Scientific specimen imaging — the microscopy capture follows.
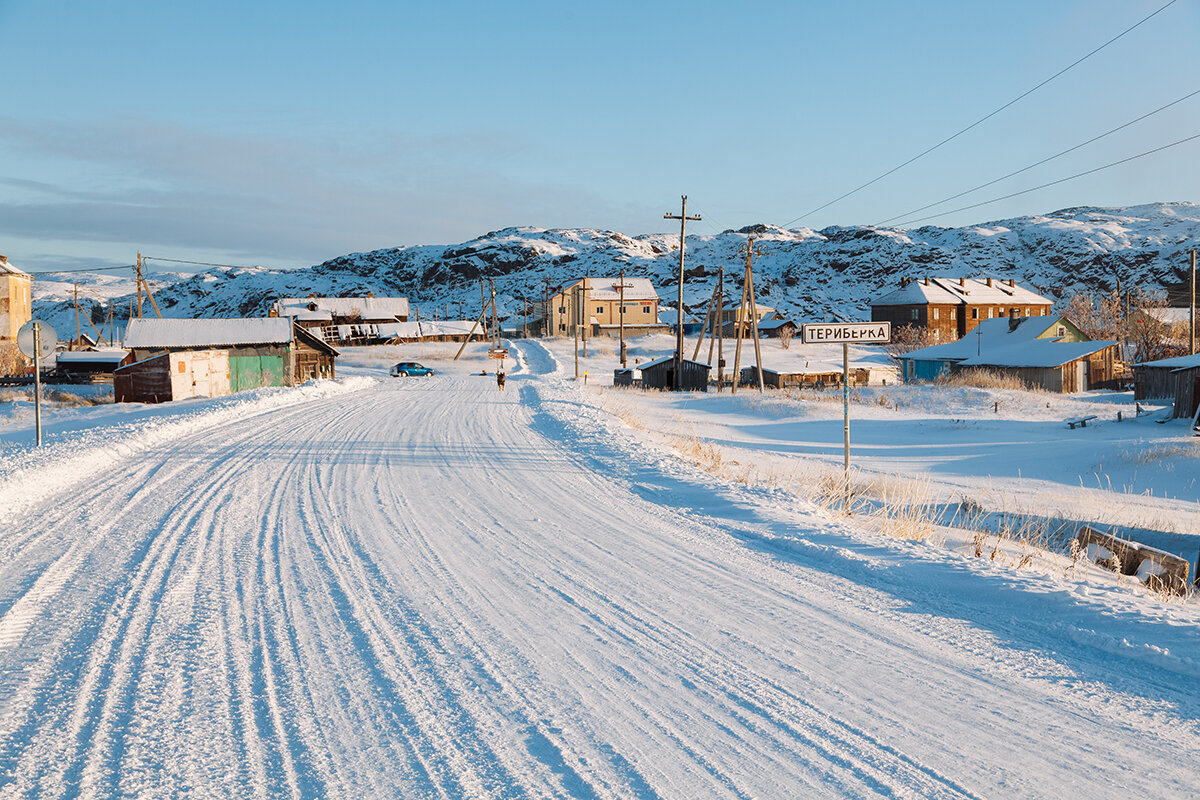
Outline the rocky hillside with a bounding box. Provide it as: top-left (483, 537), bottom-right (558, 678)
top-left (34, 202), bottom-right (1200, 336)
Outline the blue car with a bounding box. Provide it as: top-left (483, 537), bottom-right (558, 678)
top-left (389, 361), bottom-right (435, 377)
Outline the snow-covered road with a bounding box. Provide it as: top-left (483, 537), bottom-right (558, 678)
top-left (1, 343), bottom-right (1197, 799)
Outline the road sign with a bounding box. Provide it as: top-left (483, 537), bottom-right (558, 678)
top-left (801, 322), bottom-right (890, 344)
top-left (488, 348), bottom-right (509, 360)
top-left (17, 320), bottom-right (57, 359)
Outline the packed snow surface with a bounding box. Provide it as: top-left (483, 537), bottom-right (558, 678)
top-left (0, 341), bottom-right (1198, 798)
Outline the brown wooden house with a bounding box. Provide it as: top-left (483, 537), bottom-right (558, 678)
top-left (872, 277), bottom-right (1053, 342)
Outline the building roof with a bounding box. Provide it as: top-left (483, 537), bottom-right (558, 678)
top-left (56, 349), bottom-right (129, 364)
top-left (124, 317), bottom-right (294, 348)
top-left (758, 318), bottom-right (796, 330)
top-left (903, 316), bottom-right (1115, 369)
top-left (275, 296), bottom-right (410, 320)
top-left (638, 355), bottom-right (711, 370)
top-left (0, 255), bottom-right (31, 278)
top-left (1139, 307), bottom-right (1194, 325)
top-left (1136, 353), bottom-right (1200, 370)
top-left (873, 277), bottom-right (1052, 307)
top-left (587, 278), bottom-right (659, 302)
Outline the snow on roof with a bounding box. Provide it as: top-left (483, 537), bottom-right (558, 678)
top-left (275, 296), bottom-right (410, 320)
top-left (1140, 307), bottom-right (1193, 325)
top-left (903, 316), bottom-right (1115, 368)
top-left (638, 355), bottom-right (711, 370)
top-left (873, 278), bottom-right (1051, 307)
top-left (56, 350), bottom-right (129, 364)
top-left (1136, 353), bottom-right (1200, 370)
top-left (375, 321), bottom-right (423, 339)
top-left (125, 317), bottom-right (293, 348)
top-left (588, 278), bottom-right (659, 302)
top-left (0, 256), bottom-right (31, 278)
top-left (758, 318), bottom-right (796, 330)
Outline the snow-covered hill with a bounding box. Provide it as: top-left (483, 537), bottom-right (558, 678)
top-left (33, 202), bottom-right (1200, 336)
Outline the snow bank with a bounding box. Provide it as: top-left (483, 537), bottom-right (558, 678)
top-left (0, 377), bottom-right (374, 524)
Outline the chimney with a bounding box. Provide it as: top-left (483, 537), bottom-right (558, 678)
top-left (1008, 308), bottom-right (1020, 331)
top-left (959, 277), bottom-right (965, 286)
top-left (0, 254), bottom-right (7, 265)
top-left (1008, 278), bottom-right (1015, 287)
top-left (986, 277), bottom-right (994, 287)
top-left (367, 291), bottom-right (374, 298)
top-left (923, 276), bottom-right (930, 286)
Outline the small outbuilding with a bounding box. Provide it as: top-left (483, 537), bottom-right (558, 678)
top-left (54, 349), bottom-right (132, 382)
top-left (1136, 353), bottom-right (1200, 418)
top-left (638, 355), bottom-right (710, 391)
top-left (899, 314), bottom-right (1118, 393)
top-left (116, 317), bottom-right (337, 402)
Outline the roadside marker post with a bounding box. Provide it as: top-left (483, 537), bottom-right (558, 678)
top-left (801, 322), bottom-right (891, 513)
top-left (18, 319), bottom-right (58, 447)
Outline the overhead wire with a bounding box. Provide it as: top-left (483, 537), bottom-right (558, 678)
top-left (779, 0), bottom-right (1180, 229)
top-left (890, 130), bottom-right (1200, 227)
top-left (876, 87), bottom-right (1200, 225)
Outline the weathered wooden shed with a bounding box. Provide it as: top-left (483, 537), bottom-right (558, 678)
top-left (123, 317), bottom-right (337, 394)
top-left (54, 349), bottom-right (132, 382)
top-left (114, 349), bottom-right (231, 403)
top-left (1134, 353), bottom-right (1200, 402)
top-left (638, 355), bottom-right (710, 391)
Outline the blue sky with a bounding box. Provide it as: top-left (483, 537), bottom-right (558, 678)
top-left (1, 0), bottom-right (1198, 271)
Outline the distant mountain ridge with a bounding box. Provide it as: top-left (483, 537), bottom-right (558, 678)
top-left (33, 202), bottom-right (1200, 335)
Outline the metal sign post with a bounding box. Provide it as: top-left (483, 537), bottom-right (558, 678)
top-left (18, 319), bottom-right (58, 447)
top-left (802, 322), bottom-right (890, 514)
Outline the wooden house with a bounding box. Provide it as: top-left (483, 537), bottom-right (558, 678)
top-left (272, 295), bottom-right (411, 343)
top-left (872, 277), bottom-right (1053, 342)
top-left (638, 355), bottom-right (710, 391)
top-left (116, 317), bottom-right (337, 402)
top-left (1172, 361), bottom-right (1200, 421)
top-left (899, 314), bottom-right (1118, 392)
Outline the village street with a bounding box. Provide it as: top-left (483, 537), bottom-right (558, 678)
top-left (1, 342), bottom-right (1198, 799)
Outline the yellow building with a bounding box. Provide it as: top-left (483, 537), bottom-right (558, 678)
top-left (0, 254), bottom-right (33, 344)
top-left (547, 277), bottom-right (668, 338)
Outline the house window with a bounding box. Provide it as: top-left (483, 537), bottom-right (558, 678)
top-left (910, 309), bottom-right (919, 320)
top-left (998, 308), bottom-right (1004, 316)
top-left (559, 323), bottom-right (565, 332)
top-left (558, 306), bottom-right (566, 313)
top-left (950, 308), bottom-right (957, 320)
top-left (1057, 326), bottom-right (1066, 337)
top-left (644, 307), bottom-right (651, 314)
top-left (972, 308), bottom-right (979, 319)
top-left (597, 306), bottom-right (604, 314)
top-left (933, 308), bottom-right (940, 320)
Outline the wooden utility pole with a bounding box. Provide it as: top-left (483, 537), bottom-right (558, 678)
top-left (716, 266), bottom-right (725, 391)
top-left (453, 297), bottom-right (493, 360)
top-left (545, 277), bottom-right (551, 338)
top-left (664, 196), bottom-right (700, 391)
top-left (490, 279), bottom-right (499, 350)
top-left (136, 252), bottom-right (144, 318)
top-left (692, 279), bottom-right (721, 361)
top-left (479, 280), bottom-right (490, 339)
top-left (743, 238), bottom-right (766, 392)
top-left (73, 283), bottom-right (80, 348)
top-left (1191, 249), bottom-right (1196, 355)
top-left (619, 268), bottom-right (627, 367)
top-left (581, 277), bottom-right (589, 357)
top-left (574, 283), bottom-right (580, 379)
top-left (731, 262), bottom-right (749, 396)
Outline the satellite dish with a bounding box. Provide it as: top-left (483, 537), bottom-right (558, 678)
top-left (17, 320), bottom-right (57, 360)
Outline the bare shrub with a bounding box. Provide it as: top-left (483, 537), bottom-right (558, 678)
top-left (884, 325), bottom-right (933, 364)
top-left (0, 343), bottom-right (28, 378)
top-left (934, 368), bottom-right (1034, 391)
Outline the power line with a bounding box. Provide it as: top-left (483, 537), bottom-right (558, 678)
top-left (780, 0), bottom-right (1180, 229)
top-left (876, 87), bottom-right (1200, 225)
top-left (891, 130), bottom-right (1200, 227)
top-left (26, 264), bottom-right (136, 275)
top-left (143, 255), bottom-right (263, 269)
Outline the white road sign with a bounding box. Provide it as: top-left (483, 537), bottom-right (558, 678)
top-left (801, 321), bottom-right (891, 344)
top-left (17, 320), bottom-right (57, 359)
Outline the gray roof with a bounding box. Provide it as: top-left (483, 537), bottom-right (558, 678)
top-left (874, 277), bottom-right (1052, 307)
top-left (903, 316), bottom-right (1114, 369)
top-left (125, 317), bottom-right (293, 348)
